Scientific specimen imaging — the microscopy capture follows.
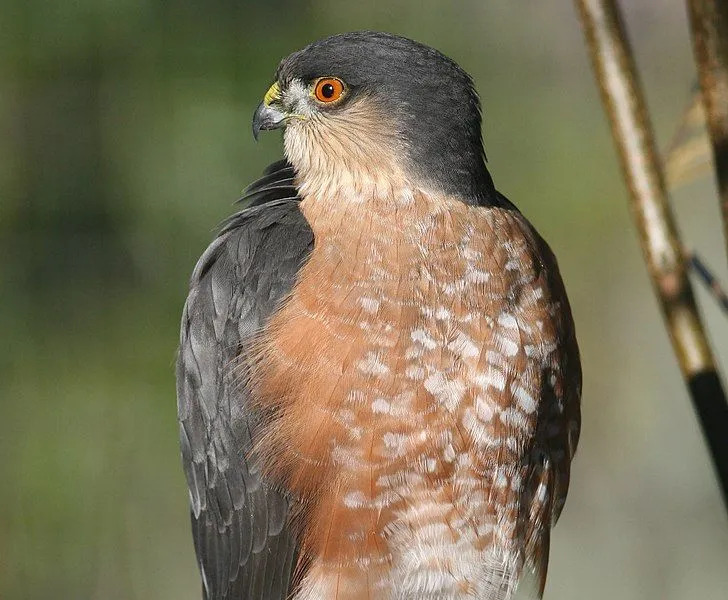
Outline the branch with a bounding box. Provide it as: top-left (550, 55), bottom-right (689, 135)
top-left (687, 250), bottom-right (728, 315)
top-left (686, 0), bottom-right (728, 264)
top-left (574, 0), bottom-right (728, 513)
top-left (664, 89), bottom-right (712, 190)
top-left (663, 96), bottom-right (728, 317)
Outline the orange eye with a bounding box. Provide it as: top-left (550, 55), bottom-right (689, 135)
top-left (313, 78), bottom-right (345, 103)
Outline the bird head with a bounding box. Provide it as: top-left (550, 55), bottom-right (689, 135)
top-left (253, 31), bottom-right (495, 204)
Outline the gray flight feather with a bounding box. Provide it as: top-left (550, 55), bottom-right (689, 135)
top-left (177, 160), bottom-right (313, 599)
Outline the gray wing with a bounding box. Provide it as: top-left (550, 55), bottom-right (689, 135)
top-left (176, 161), bottom-right (313, 600)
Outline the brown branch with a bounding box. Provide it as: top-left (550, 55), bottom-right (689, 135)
top-left (687, 1), bottom-right (728, 263)
top-left (664, 88), bottom-right (712, 190)
top-left (663, 93), bottom-right (728, 316)
top-left (664, 100), bottom-right (728, 317)
top-left (574, 0), bottom-right (728, 512)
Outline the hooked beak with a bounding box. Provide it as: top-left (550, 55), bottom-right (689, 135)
top-left (252, 101), bottom-right (287, 141)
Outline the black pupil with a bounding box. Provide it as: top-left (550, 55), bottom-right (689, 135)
top-left (321, 83), bottom-right (335, 98)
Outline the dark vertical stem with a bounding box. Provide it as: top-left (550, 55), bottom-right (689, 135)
top-left (574, 0), bottom-right (728, 514)
top-left (687, 252), bottom-right (728, 314)
top-left (686, 0), bottom-right (728, 264)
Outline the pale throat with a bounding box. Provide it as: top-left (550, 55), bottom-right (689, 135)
top-left (282, 112), bottom-right (427, 215)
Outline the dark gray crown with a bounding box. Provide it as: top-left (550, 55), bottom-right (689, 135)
top-left (277, 31), bottom-right (497, 204)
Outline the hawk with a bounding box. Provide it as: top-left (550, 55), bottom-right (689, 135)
top-left (177, 31), bottom-right (581, 600)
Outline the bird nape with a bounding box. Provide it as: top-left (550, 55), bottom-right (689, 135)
top-left (177, 30), bottom-right (581, 600)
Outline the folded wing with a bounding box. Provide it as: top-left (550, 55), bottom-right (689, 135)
top-left (176, 161), bottom-right (313, 599)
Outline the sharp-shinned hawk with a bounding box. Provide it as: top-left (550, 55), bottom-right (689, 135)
top-left (177, 31), bottom-right (581, 600)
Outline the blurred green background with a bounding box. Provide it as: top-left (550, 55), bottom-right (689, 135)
top-left (2, 1), bottom-right (727, 598)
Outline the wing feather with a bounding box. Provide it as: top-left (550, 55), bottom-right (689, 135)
top-left (177, 161), bottom-right (313, 599)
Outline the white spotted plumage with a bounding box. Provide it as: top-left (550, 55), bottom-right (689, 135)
top-left (250, 175), bottom-right (580, 599)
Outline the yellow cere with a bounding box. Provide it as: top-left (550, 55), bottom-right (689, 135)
top-left (263, 81), bottom-right (281, 106)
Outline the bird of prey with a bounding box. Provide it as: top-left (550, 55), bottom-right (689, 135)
top-left (177, 31), bottom-right (581, 600)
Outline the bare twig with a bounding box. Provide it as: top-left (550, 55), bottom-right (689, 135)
top-left (664, 89), bottom-right (712, 190)
top-left (687, 250), bottom-right (728, 315)
top-left (664, 93), bottom-right (728, 317)
top-left (574, 0), bottom-right (728, 513)
top-left (686, 1), bottom-right (728, 263)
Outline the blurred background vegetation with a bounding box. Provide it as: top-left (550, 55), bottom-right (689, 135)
top-left (1, 1), bottom-right (727, 598)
